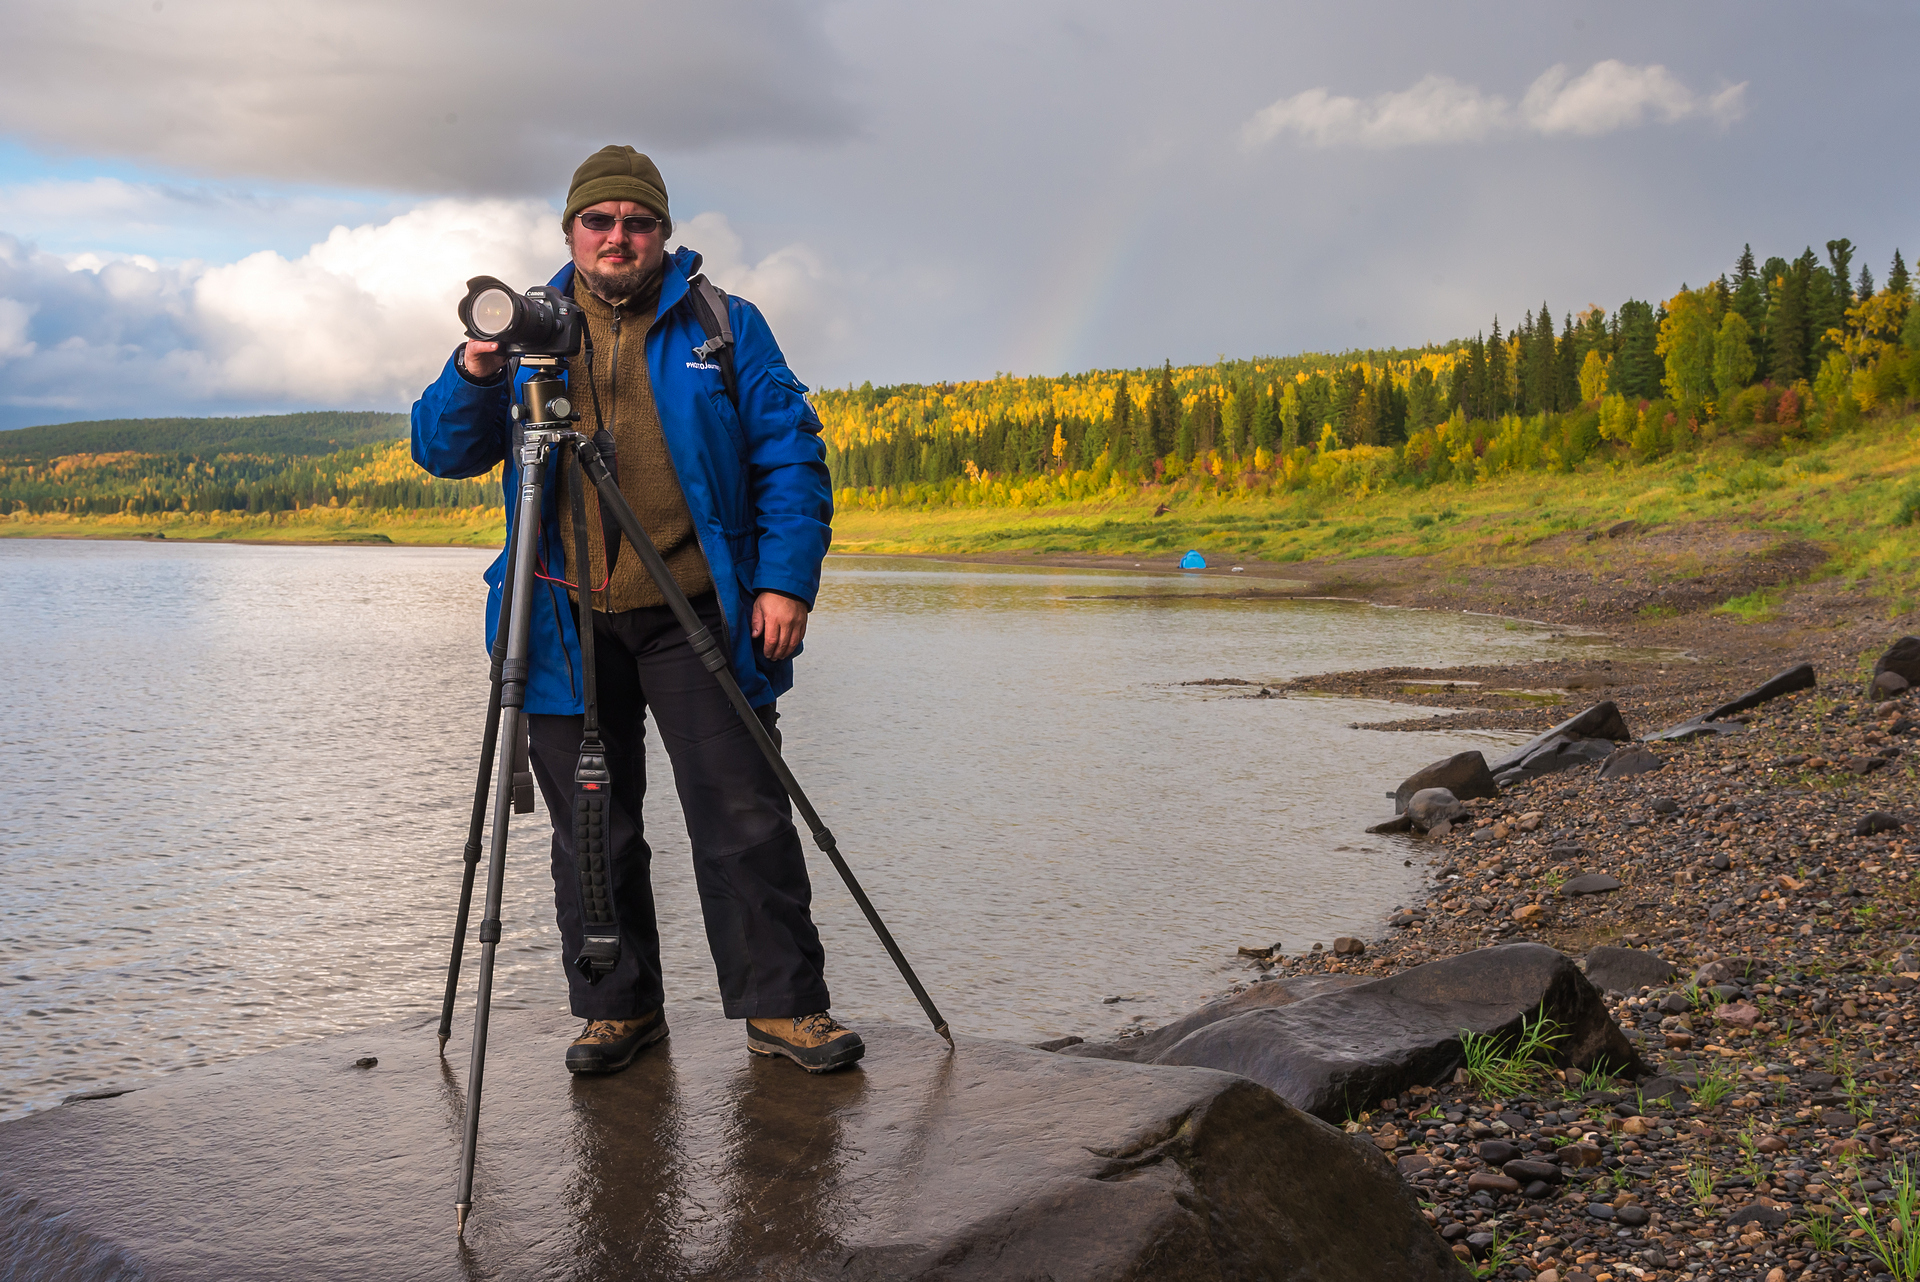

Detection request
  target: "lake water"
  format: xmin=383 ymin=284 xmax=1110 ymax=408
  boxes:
xmin=0 ymin=540 xmax=1578 ymax=1118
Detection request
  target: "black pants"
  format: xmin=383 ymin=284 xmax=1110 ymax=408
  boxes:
xmin=526 ymin=593 xmax=829 ymax=1021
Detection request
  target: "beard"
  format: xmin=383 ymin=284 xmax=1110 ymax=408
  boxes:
xmin=578 ymin=251 xmax=661 ymax=308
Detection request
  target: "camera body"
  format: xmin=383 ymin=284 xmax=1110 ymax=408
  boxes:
xmin=458 ymin=277 xmax=583 ymax=359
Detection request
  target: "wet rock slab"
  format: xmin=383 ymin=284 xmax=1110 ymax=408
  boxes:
xmin=1065 ymin=945 xmax=1640 ymax=1122
xmin=0 ymin=1004 xmax=1465 ymax=1282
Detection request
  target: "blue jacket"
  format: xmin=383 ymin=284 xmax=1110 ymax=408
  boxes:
xmin=410 ymin=247 xmax=832 ymax=714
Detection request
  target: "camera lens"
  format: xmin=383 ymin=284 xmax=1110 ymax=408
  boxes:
xmin=470 ymin=288 xmax=516 ymax=338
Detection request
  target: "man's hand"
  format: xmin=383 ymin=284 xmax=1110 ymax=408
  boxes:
xmin=461 ymin=339 xmax=507 ymax=381
xmin=752 ymin=591 xmax=809 ymax=661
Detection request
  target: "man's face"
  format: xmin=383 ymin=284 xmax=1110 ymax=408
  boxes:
xmin=567 ymin=199 xmax=667 ymax=303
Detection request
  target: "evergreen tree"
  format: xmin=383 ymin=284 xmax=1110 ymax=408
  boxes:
xmin=1858 ymin=264 xmax=1875 ymax=303
xmin=1251 ymin=387 xmax=1279 ymax=452
xmin=1826 ymin=239 xmax=1856 ymax=308
xmin=1108 ymin=372 xmax=1131 ymax=463
xmin=1150 ymin=360 xmax=1178 ymax=458
xmin=1734 ymin=244 xmax=1757 ymax=289
xmin=1277 ymin=382 xmax=1301 ymax=451
xmin=1806 ymin=251 xmax=1841 ymax=368
xmin=1486 ymin=318 xmax=1509 ymax=415
xmin=1890 ymin=250 xmax=1911 ymax=301
xmin=1611 ymin=301 xmax=1661 ymax=401
xmin=1769 ymin=256 xmax=1810 ymax=384
xmin=1557 ymin=314 xmax=1580 ymax=409
xmin=1405 ymin=366 xmax=1437 ymax=433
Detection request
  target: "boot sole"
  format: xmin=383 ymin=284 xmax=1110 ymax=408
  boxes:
xmin=747 ymin=1031 xmax=865 ymax=1073
xmin=566 ymin=1015 xmax=670 ymax=1075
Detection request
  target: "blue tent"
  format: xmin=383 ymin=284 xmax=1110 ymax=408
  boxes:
xmin=1179 ymin=550 xmax=1206 ymax=569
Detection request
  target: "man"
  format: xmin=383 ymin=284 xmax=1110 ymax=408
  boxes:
xmin=412 ymin=145 xmax=859 ymax=1076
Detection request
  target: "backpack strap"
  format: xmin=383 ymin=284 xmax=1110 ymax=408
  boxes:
xmin=685 ymin=274 xmax=741 ymax=409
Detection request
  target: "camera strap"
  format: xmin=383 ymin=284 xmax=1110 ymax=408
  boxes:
xmin=566 ymin=442 xmax=619 ymax=984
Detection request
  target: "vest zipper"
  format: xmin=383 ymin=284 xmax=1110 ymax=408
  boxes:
xmin=608 ymin=309 xmax=622 ymax=431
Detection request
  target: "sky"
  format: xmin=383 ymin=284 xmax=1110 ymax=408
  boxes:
xmin=0 ymin=0 xmax=1914 ymax=430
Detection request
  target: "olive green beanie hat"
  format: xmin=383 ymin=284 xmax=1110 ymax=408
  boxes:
xmin=562 ymin=145 xmax=671 ymax=235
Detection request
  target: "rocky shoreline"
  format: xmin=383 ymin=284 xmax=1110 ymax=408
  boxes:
xmin=1124 ymin=632 xmax=1918 ymax=1280
xmin=1014 ymin=520 xmax=1920 ymax=1282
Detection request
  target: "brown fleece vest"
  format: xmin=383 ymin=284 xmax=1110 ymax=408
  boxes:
xmin=557 ymin=277 xmax=713 ymax=611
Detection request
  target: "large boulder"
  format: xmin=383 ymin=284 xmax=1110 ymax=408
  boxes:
xmin=1487 ymin=701 xmax=1632 ymax=773
xmin=1493 ymin=736 xmax=1615 ymax=785
xmin=1875 ymin=637 xmax=1920 ymax=685
xmin=1583 ymin=945 xmax=1677 ymax=994
xmin=1064 ymin=975 xmax=1369 ymax=1065
xmin=1407 ymin=787 xmax=1467 ymax=831
xmin=1486 ymin=702 xmax=1631 ymax=784
xmin=1702 ymin=662 xmax=1817 ymax=722
xmin=1394 ymin=751 xmax=1498 ymax=813
xmin=1084 ymin=945 xmax=1641 ymax=1123
xmin=0 ymin=1004 xmax=1466 ymax=1282
xmin=1598 ymin=744 xmax=1664 ymax=780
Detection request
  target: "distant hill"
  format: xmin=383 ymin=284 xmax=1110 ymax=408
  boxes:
xmin=0 ymin=411 xmax=408 ymax=459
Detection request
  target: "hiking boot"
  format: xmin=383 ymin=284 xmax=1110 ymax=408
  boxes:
xmin=565 ymin=1010 xmax=667 ymax=1075
xmin=746 ymin=1012 xmax=865 ymax=1073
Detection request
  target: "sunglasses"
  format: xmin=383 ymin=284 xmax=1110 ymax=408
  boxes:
xmin=574 ymin=211 xmax=664 ymax=235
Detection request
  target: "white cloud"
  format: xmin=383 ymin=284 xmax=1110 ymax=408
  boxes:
xmin=0 ymin=203 xmax=846 ymax=426
xmin=0 ymin=298 xmax=37 ymax=359
xmin=675 ymin=212 xmax=851 ymax=380
xmin=0 ymin=0 xmax=857 ymax=195
xmin=1242 ymin=60 xmax=1748 ymax=150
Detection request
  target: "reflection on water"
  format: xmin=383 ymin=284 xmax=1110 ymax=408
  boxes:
xmin=0 ymin=541 xmax=1553 ymax=1118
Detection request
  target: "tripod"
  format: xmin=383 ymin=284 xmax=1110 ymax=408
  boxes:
xmin=440 ymin=360 xmax=950 ymax=1235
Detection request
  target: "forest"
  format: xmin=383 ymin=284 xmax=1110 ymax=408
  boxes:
xmin=816 ymin=238 xmax=1918 ymax=511
xmin=0 ymin=437 xmax=496 ymax=517
xmin=4 ymin=238 xmax=1914 ymax=523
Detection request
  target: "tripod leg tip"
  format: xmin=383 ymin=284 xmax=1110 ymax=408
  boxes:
xmin=437 ymin=1030 xmax=449 ymax=1053
xmin=457 ymin=1204 xmax=469 ymax=1236
xmin=935 ymin=1022 xmax=953 ymax=1047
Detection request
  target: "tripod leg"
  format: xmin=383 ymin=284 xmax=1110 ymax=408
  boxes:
xmin=570 ymin=441 xmax=951 ymax=1044
xmin=457 ymin=440 xmax=548 ymax=1236
xmin=439 ymin=516 xmax=522 ymax=1050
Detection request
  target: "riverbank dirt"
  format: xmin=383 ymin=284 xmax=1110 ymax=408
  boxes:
xmin=1010 ymin=536 xmax=1920 ymax=1280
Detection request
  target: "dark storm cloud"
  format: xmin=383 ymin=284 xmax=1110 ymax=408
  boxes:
xmin=0 ymin=0 xmax=857 ymax=195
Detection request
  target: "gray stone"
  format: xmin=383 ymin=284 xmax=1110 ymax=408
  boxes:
xmin=1475 ymin=1140 xmax=1519 ymax=1165
xmin=1642 ymin=718 xmax=1744 ymax=743
xmin=1502 ymin=1159 xmax=1562 ymax=1185
xmin=1486 ymin=702 xmax=1632 ymax=778
xmin=1873 ymin=670 xmax=1911 ymax=701
xmin=1407 ymin=788 xmax=1467 ymax=831
xmin=1702 ymin=662 xmax=1818 ymax=721
xmin=0 ymin=1004 xmax=1467 ymax=1282
xmin=1494 ymin=736 xmax=1617 ymax=784
xmin=1367 ymin=814 xmax=1416 ymax=835
xmin=1727 ymin=1204 xmax=1791 ymax=1230
xmin=1559 ymin=874 xmax=1622 ymax=897
xmin=1598 ymin=744 xmax=1665 ymax=780
xmin=1394 ymin=752 xmax=1499 ymax=814
xmin=1638 ymin=1075 xmax=1690 ymax=1103
xmin=1616 ymin=1204 xmax=1650 ymax=1227
xmin=1139 ymin=944 xmax=1642 ymax=1122
xmin=1855 ymin=811 xmax=1906 ymax=836
xmin=1874 ymin=636 xmax=1920 ymax=685
xmin=1583 ymin=945 xmax=1675 ymax=993
xmin=1332 ymin=937 xmax=1367 ymax=957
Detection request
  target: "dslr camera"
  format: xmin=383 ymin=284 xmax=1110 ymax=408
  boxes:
xmin=458 ymin=276 xmax=583 ymax=359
